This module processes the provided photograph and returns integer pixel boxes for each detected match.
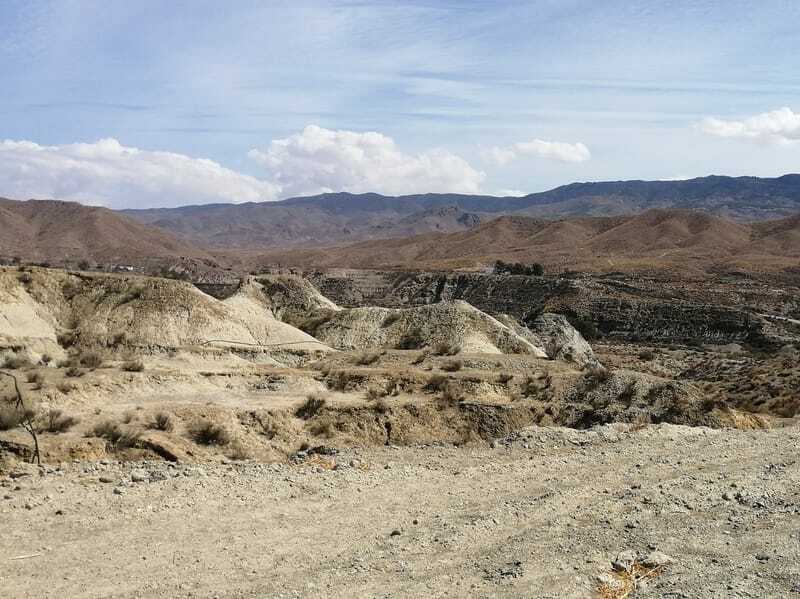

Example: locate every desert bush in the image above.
[326,370,356,392]
[121,359,145,372]
[494,260,544,277]
[65,366,84,378]
[62,280,82,299]
[149,411,174,432]
[365,386,387,401]
[439,382,463,406]
[122,411,137,424]
[381,313,401,327]
[396,328,424,350]
[3,354,31,370]
[425,374,448,393]
[353,351,381,366]
[79,351,104,369]
[637,350,655,361]
[310,418,335,438]
[25,371,43,387]
[226,440,252,461]
[521,372,551,396]
[291,310,335,337]
[296,394,327,419]
[432,342,461,356]
[190,420,231,446]
[410,350,429,365]
[40,354,53,366]
[441,359,463,372]
[90,421,141,448]
[17,272,32,285]
[0,402,28,431]
[57,331,77,348]
[496,373,514,385]
[584,366,611,389]
[57,381,75,394]
[46,409,79,433]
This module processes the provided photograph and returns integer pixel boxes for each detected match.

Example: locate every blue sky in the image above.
[1,0,799,208]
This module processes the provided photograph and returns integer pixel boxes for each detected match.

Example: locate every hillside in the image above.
[123,175,800,249]
[227,209,800,274]
[0,198,211,266]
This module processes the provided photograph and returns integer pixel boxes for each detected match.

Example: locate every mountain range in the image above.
[1,174,799,275]
[123,174,800,249]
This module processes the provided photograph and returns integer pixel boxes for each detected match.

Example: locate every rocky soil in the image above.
[3,424,799,598]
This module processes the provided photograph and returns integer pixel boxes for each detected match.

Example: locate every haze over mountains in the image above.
[124,174,800,249]
[1,174,799,275]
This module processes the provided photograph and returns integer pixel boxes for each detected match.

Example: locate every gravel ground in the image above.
[2,424,799,598]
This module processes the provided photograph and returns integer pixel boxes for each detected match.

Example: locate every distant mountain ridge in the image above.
[124,174,800,249]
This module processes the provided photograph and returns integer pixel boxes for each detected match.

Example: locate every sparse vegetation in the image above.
[496,373,513,385]
[25,371,43,388]
[425,374,448,393]
[0,401,30,431]
[411,350,429,365]
[381,312,401,327]
[190,420,231,446]
[584,366,612,389]
[493,260,544,277]
[638,350,655,361]
[432,342,461,356]
[353,351,381,366]
[57,381,75,394]
[396,328,424,350]
[45,409,79,433]
[90,420,141,448]
[3,354,31,370]
[440,359,462,372]
[65,366,84,378]
[79,351,104,369]
[295,394,326,419]
[226,440,252,460]
[149,411,174,432]
[121,359,145,372]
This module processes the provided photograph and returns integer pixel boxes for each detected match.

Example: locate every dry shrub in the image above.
[90,421,141,448]
[57,381,75,394]
[149,411,174,432]
[46,409,79,433]
[325,370,355,392]
[226,440,252,461]
[521,372,551,396]
[597,562,666,599]
[365,386,387,401]
[79,351,104,369]
[26,371,44,388]
[3,354,31,370]
[65,366,84,378]
[121,359,145,372]
[441,359,463,372]
[439,382,463,406]
[295,394,326,419]
[353,351,381,366]
[425,374,448,393]
[0,402,33,431]
[381,313,401,327]
[496,373,513,385]
[40,353,53,366]
[396,328,424,350]
[584,366,611,390]
[17,272,32,285]
[637,350,655,361]
[411,350,429,365]
[432,342,461,356]
[310,417,335,438]
[190,420,231,446]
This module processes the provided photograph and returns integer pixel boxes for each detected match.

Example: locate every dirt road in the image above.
[3,424,799,598]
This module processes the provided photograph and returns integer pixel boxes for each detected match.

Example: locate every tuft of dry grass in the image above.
[57,380,75,394]
[65,366,84,378]
[410,350,429,365]
[353,351,381,366]
[90,421,141,448]
[0,402,32,431]
[440,359,463,372]
[190,420,231,446]
[295,394,326,419]
[3,354,31,370]
[121,359,145,372]
[432,342,461,356]
[149,411,174,432]
[79,351,104,369]
[45,409,79,433]
[26,371,44,389]
[597,563,665,599]
[424,374,448,393]
[584,366,611,389]
[496,373,513,385]
[226,440,252,461]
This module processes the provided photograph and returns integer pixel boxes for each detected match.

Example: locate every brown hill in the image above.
[0,198,211,266]
[226,209,800,275]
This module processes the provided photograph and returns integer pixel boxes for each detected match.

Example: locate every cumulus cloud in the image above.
[248,125,485,197]
[483,139,591,165]
[698,107,800,144]
[0,138,280,208]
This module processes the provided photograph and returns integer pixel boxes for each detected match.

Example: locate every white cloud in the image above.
[482,139,591,165]
[494,188,526,197]
[698,107,800,144]
[0,138,280,208]
[248,125,485,197]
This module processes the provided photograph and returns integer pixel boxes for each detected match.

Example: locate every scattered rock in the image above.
[612,550,638,572]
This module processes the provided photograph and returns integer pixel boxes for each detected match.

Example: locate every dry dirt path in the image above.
[2,424,799,598]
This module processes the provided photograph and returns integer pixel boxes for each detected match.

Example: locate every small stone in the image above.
[113,487,125,495]
[349,459,361,468]
[755,553,770,562]
[612,550,638,572]
[99,476,114,484]
[390,529,401,537]
[641,551,674,568]
[130,470,148,483]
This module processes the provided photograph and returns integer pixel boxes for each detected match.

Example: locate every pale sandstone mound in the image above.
[498,313,599,368]
[0,268,329,354]
[314,300,548,355]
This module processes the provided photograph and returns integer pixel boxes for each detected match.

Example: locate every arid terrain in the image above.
[1,262,799,597]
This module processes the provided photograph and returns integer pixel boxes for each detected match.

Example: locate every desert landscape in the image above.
[3,3,800,597]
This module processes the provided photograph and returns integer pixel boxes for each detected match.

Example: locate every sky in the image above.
[1,0,799,209]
